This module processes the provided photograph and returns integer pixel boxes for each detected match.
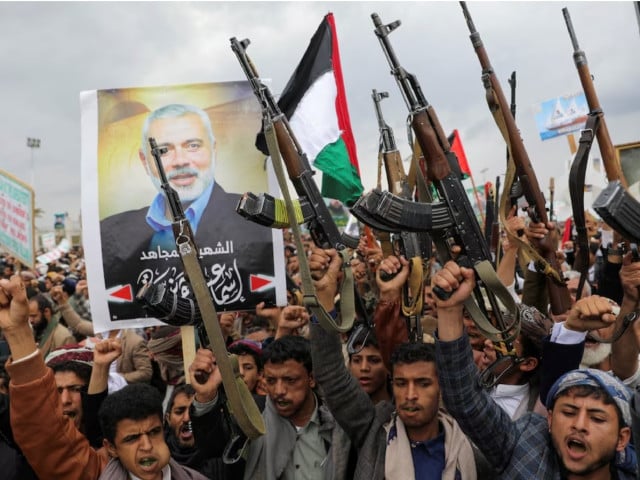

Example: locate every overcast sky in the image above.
[1,1,638,232]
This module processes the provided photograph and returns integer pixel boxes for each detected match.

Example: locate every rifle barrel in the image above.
[562,8,581,52]
[460,1,477,33]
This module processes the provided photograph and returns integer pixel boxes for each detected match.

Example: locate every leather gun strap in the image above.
[264,121,355,333]
[569,114,600,300]
[176,229,265,439]
[469,260,521,344]
[432,236,520,344]
[487,86,563,285]
[401,257,424,318]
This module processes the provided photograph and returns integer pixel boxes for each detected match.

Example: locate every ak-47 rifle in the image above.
[371,88,431,343]
[368,13,520,358]
[141,138,265,443]
[230,37,361,334]
[461,2,572,315]
[231,39,356,253]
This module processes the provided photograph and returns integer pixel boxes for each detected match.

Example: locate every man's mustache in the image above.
[168,167,200,180]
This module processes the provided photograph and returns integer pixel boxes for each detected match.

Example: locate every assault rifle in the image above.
[461,1,571,315]
[230,36,362,333]
[141,138,265,442]
[368,13,519,351]
[230,38,356,252]
[371,88,431,343]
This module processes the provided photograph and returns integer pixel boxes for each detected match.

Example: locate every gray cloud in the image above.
[0,1,637,234]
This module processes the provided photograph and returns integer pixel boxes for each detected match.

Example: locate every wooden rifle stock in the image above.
[273,120,308,179]
[461,1,571,314]
[562,8,625,187]
[412,110,451,181]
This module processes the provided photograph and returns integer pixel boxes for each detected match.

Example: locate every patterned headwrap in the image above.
[546,368,632,426]
[45,344,94,368]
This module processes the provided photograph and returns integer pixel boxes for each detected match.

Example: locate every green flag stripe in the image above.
[314,138,363,206]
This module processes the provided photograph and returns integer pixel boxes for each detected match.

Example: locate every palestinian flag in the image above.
[447,129,472,179]
[256,13,363,206]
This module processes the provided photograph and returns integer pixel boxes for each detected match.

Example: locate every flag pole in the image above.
[468,172,485,227]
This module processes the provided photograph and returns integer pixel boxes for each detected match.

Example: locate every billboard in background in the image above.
[0,170,35,267]
[533,92,588,141]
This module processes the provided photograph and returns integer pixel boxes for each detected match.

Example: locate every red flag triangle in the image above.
[448,129,472,178]
[107,284,133,303]
[250,274,274,293]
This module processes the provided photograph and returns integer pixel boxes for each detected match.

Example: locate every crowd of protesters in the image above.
[1,206,640,480]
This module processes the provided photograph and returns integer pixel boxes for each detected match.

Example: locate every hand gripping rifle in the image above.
[144,138,265,443]
[230,37,361,334]
[369,13,520,358]
[371,89,431,343]
[460,2,572,315]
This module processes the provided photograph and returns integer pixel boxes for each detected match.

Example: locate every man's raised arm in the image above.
[0,276,104,480]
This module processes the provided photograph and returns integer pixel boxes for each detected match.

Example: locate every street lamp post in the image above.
[26,137,40,188]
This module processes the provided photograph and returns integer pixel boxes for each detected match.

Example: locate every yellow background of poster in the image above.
[96,81,267,219]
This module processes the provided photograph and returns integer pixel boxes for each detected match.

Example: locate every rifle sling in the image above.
[174,226,265,439]
[488,84,564,286]
[589,311,639,344]
[569,114,600,300]
[432,235,520,344]
[264,120,355,333]
[401,256,424,318]
[467,260,521,344]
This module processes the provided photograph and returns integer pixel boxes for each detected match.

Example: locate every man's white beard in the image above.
[580,343,612,368]
[148,163,215,203]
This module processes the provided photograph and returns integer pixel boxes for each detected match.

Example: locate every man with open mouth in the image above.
[433,260,637,479]
[0,275,208,480]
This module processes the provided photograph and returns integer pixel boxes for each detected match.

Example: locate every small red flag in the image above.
[562,217,573,245]
[448,129,472,178]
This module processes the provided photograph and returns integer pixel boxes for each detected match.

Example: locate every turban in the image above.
[547,368,632,426]
[45,344,93,368]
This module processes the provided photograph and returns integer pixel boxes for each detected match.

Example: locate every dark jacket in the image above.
[100,184,276,320]
[436,333,637,479]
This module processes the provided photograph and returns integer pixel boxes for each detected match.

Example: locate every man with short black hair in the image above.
[0,275,207,480]
[189,334,352,480]
[165,384,196,452]
[432,260,637,479]
[99,383,206,480]
[307,247,476,480]
[228,338,263,394]
[348,335,391,404]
